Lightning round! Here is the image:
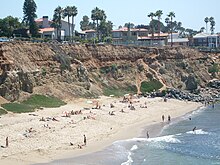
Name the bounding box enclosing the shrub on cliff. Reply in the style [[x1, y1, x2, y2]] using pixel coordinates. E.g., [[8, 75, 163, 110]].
[[208, 63, 219, 77], [140, 79, 163, 93]]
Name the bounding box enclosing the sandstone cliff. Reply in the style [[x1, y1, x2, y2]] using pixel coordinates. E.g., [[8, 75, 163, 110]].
[[0, 42, 219, 101]]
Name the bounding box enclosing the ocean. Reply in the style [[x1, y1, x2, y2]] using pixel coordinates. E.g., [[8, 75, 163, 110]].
[[42, 103, 220, 165]]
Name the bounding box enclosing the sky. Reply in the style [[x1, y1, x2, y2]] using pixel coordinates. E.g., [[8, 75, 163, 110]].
[[0, 0, 220, 33]]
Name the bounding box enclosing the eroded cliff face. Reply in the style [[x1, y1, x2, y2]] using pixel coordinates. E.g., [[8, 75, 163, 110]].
[[0, 42, 219, 101]]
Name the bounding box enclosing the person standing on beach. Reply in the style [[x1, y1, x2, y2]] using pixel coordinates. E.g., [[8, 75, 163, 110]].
[[168, 115, 171, 122], [6, 137, 8, 148], [146, 131, 149, 138], [83, 135, 87, 146], [162, 115, 165, 122]]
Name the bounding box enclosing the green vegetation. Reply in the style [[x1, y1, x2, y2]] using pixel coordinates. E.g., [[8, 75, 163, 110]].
[[41, 67, 47, 76], [100, 64, 118, 74], [2, 103, 35, 113], [23, 0, 39, 37], [208, 63, 219, 77], [0, 108, 7, 115], [2, 94, 66, 113], [140, 79, 163, 93], [22, 94, 66, 108], [103, 85, 137, 97]]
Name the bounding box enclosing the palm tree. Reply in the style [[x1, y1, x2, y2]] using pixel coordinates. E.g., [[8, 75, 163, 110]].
[[155, 10, 163, 37], [204, 17, 209, 33], [148, 12, 155, 39], [52, 6, 63, 41], [91, 7, 106, 41], [70, 6, 78, 41], [167, 12, 175, 47], [209, 17, 215, 34], [63, 6, 72, 41]]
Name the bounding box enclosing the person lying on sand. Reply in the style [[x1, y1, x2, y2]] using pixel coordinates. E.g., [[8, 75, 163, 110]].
[[109, 111, 115, 115], [52, 117, 59, 121]]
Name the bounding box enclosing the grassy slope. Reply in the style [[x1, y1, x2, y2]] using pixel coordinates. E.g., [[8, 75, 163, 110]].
[[1, 95, 66, 114]]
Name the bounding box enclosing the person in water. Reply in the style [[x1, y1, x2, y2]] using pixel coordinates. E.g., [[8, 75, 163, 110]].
[[193, 126, 197, 132]]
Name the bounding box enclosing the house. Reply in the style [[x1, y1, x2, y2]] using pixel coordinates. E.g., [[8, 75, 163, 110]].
[[139, 33, 171, 46], [112, 27, 148, 43], [193, 33, 219, 48], [167, 33, 189, 46], [35, 16, 74, 40], [79, 29, 97, 40]]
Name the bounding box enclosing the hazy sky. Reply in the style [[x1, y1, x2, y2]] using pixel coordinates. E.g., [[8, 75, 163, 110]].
[[1, 0, 219, 32]]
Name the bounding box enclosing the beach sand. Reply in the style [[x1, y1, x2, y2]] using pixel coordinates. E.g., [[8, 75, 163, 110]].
[[0, 96, 202, 165]]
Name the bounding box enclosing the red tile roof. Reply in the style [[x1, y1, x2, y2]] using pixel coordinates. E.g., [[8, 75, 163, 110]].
[[39, 28, 55, 33]]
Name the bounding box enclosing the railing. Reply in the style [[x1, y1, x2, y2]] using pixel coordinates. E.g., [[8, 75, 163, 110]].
[[112, 40, 166, 47]]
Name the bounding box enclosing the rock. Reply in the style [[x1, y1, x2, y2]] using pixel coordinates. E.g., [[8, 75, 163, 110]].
[[185, 74, 198, 91]]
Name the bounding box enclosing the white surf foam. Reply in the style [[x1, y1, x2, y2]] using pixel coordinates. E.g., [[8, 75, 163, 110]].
[[147, 135, 181, 143], [186, 129, 209, 135], [121, 152, 133, 165], [130, 145, 138, 151]]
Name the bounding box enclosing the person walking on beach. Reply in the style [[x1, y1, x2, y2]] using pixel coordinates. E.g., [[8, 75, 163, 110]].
[[83, 135, 87, 146], [146, 131, 149, 138], [168, 115, 171, 122], [162, 115, 165, 122], [6, 137, 8, 148]]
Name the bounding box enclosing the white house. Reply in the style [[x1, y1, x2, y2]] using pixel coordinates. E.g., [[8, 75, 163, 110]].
[[193, 33, 219, 48], [36, 16, 74, 40]]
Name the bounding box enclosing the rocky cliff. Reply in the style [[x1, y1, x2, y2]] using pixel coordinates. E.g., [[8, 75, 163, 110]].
[[0, 42, 219, 101]]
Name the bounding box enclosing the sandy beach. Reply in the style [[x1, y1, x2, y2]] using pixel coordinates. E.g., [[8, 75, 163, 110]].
[[0, 96, 202, 165]]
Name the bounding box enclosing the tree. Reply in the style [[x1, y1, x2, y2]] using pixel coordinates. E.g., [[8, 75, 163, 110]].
[[0, 16, 22, 37], [148, 12, 155, 39], [99, 20, 113, 40], [155, 10, 163, 36], [204, 17, 209, 33], [150, 19, 165, 33], [63, 6, 72, 40], [200, 27, 205, 33], [80, 15, 90, 31], [70, 6, 78, 39], [124, 22, 135, 28], [209, 17, 215, 34], [23, 0, 38, 37], [167, 12, 175, 47], [52, 6, 63, 41], [91, 7, 106, 41]]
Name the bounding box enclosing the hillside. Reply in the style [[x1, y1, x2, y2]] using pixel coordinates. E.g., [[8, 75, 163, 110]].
[[0, 42, 219, 101]]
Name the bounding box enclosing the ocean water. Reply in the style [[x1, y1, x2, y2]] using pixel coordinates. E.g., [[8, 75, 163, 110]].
[[43, 103, 220, 165]]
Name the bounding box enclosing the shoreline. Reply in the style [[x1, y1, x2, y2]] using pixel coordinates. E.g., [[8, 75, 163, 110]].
[[0, 97, 202, 165], [50, 106, 204, 165]]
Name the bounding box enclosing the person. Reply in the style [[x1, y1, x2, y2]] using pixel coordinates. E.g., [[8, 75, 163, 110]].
[[6, 137, 8, 148], [83, 135, 87, 146], [162, 115, 165, 122], [120, 109, 125, 113], [146, 131, 149, 138], [168, 115, 171, 122], [78, 144, 82, 149], [193, 126, 196, 132]]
